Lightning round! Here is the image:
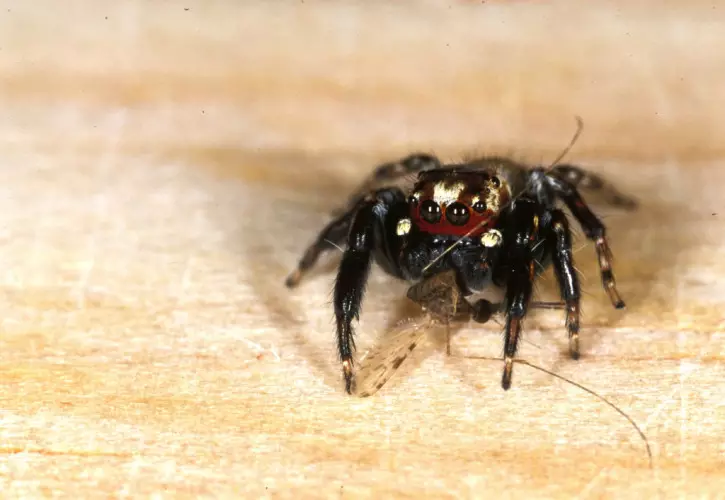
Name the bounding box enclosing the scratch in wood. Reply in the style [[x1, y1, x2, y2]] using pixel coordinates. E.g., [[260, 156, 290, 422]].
[[575, 467, 608, 500], [642, 384, 681, 432], [678, 332, 691, 488], [0, 447, 131, 459], [172, 255, 194, 306], [641, 352, 701, 432], [228, 328, 282, 362], [73, 259, 96, 310]]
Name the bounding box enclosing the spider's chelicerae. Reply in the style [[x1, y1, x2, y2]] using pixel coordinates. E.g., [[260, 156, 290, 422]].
[[286, 150, 637, 394]]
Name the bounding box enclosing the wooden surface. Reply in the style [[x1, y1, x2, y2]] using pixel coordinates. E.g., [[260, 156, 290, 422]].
[[1, 1, 724, 498]]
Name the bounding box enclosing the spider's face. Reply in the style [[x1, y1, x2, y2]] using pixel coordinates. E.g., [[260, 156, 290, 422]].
[[406, 170, 511, 237]]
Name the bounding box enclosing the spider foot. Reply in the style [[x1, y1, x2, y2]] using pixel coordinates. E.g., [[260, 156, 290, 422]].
[[569, 334, 580, 360], [566, 301, 581, 359], [595, 237, 626, 309], [285, 269, 302, 288], [342, 358, 355, 394], [502, 356, 514, 391]]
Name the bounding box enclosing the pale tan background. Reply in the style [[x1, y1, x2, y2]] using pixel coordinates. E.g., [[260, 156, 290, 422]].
[[1, 1, 724, 498]]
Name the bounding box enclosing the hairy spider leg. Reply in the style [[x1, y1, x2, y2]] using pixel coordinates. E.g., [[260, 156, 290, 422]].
[[549, 209, 582, 359], [545, 175, 626, 309], [333, 188, 406, 394], [286, 154, 441, 288], [501, 198, 540, 390], [551, 164, 638, 210], [285, 200, 363, 288], [339, 153, 442, 213]]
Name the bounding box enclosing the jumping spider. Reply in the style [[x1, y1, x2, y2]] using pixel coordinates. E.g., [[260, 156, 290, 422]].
[[286, 150, 636, 394]]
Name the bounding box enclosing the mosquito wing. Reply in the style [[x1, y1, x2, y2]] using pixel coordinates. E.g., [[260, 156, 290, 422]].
[[353, 315, 437, 398]]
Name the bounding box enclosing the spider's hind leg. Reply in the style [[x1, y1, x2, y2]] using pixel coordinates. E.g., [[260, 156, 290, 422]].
[[551, 164, 638, 210], [286, 154, 441, 288], [343, 153, 442, 211], [545, 174, 626, 309], [285, 196, 366, 288]]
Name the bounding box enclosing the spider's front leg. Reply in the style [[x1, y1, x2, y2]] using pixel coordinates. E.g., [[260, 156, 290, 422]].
[[549, 209, 582, 358], [334, 189, 405, 394], [501, 199, 540, 390]]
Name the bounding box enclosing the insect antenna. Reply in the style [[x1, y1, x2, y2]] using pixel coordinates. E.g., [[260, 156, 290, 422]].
[[545, 115, 584, 169], [464, 355, 653, 470], [422, 117, 584, 275]]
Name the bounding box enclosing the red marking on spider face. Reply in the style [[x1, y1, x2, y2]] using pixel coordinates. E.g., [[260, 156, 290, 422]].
[[411, 205, 498, 236], [409, 171, 510, 237]]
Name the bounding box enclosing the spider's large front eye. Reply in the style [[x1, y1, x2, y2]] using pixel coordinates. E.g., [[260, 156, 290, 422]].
[[446, 202, 470, 226], [420, 200, 442, 223]]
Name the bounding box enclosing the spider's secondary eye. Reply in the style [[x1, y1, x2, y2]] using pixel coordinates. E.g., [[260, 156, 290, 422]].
[[446, 202, 470, 226], [420, 200, 442, 223], [408, 195, 419, 205], [472, 200, 486, 213], [491, 176, 501, 188]]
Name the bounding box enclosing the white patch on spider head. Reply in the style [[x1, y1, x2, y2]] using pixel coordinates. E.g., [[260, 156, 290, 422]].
[[480, 229, 503, 248], [396, 218, 412, 236], [485, 177, 511, 212], [485, 182, 501, 211], [433, 181, 465, 205]]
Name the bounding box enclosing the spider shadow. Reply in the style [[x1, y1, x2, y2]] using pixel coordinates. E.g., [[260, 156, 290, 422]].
[[193, 148, 371, 390], [372, 168, 703, 387], [516, 164, 706, 364], [197, 148, 701, 394], [575, 189, 699, 336]]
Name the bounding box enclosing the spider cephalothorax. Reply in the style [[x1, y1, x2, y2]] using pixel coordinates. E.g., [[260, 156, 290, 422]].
[[286, 153, 636, 394], [406, 169, 511, 237]]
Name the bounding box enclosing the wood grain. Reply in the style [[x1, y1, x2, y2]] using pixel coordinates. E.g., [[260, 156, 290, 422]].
[[1, 1, 724, 498]]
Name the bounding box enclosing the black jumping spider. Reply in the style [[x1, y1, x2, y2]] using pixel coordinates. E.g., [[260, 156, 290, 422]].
[[286, 149, 636, 394]]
